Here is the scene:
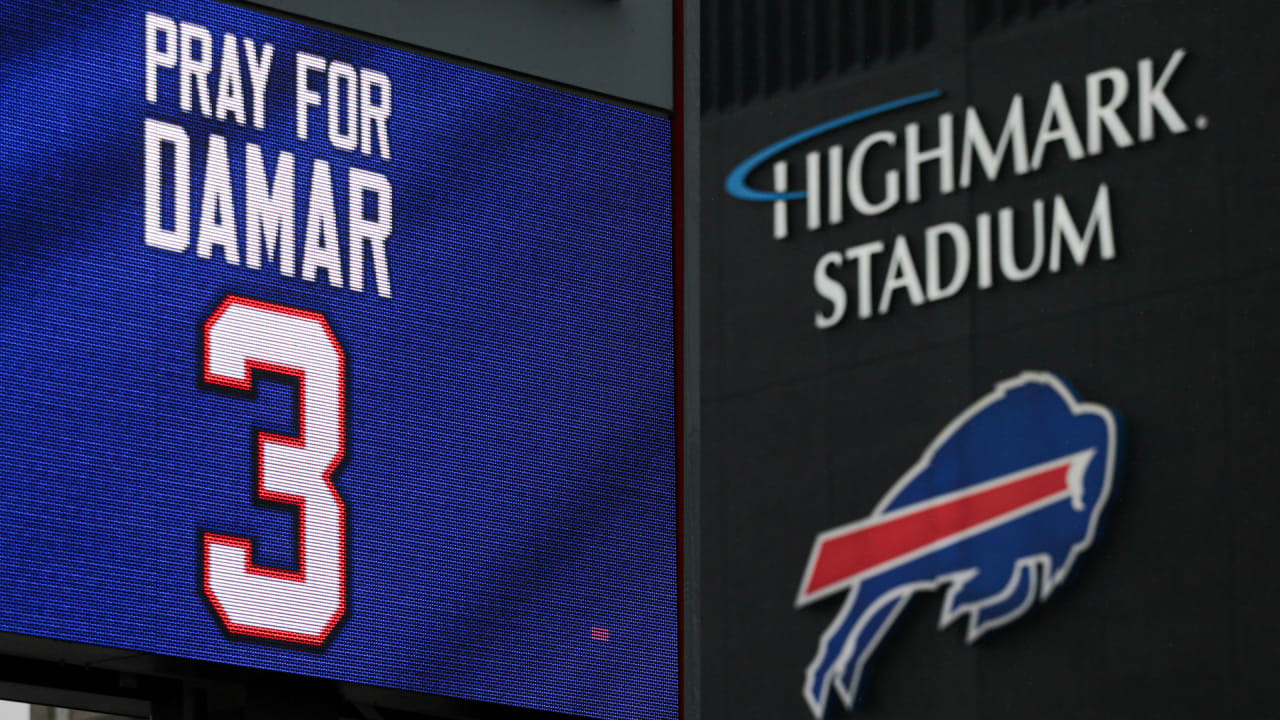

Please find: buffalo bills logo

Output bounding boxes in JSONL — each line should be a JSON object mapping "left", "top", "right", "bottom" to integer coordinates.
{"left": 796, "top": 372, "right": 1119, "bottom": 716}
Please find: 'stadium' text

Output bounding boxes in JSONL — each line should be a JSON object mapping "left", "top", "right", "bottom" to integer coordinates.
{"left": 771, "top": 49, "right": 1197, "bottom": 329}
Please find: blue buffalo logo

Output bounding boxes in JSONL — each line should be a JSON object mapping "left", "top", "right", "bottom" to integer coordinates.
{"left": 796, "top": 372, "right": 1120, "bottom": 716}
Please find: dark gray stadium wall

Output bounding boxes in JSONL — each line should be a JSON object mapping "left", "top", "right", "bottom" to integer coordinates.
{"left": 697, "top": 1, "right": 1280, "bottom": 718}
{"left": 680, "top": 1, "right": 702, "bottom": 719}
{"left": 247, "top": 0, "right": 674, "bottom": 109}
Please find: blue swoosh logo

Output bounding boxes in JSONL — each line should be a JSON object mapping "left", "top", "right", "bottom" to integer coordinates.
{"left": 724, "top": 90, "right": 945, "bottom": 203}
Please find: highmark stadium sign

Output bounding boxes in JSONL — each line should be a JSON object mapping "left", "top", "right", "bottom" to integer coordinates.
{"left": 724, "top": 49, "right": 1204, "bottom": 330}
{"left": 0, "top": 1, "right": 676, "bottom": 719}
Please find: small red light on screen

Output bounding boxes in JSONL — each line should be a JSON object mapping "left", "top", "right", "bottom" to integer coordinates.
{"left": 591, "top": 627, "right": 610, "bottom": 642}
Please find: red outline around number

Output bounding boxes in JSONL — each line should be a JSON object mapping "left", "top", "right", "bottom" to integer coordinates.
{"left": 199, "top": 294, "right": 349, "bottom": 647}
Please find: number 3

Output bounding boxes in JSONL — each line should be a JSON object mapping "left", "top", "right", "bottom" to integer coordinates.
{"left": 200, "top": 295, "right": 348, "bottom": 646}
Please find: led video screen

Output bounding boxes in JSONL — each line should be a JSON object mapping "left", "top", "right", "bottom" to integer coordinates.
{"left": 0, "top": 2, "right": 676, "bottom": 718}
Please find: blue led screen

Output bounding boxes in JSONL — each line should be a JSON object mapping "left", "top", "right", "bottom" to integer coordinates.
{"left": 0, "top": 1, "right": 676, "bottom": 718}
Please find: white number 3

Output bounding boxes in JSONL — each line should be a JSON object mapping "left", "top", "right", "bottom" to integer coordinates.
{"left": 200, "top": 295, "right": 349, "bottom": 646}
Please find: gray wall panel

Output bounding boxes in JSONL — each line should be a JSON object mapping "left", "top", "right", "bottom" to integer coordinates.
{"left": 248, "top": 0, "right": 673, "bottom": 109}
